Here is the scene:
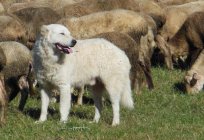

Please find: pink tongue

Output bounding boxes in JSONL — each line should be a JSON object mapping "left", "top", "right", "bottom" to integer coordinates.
{"left": 63, "top": 47, "right": 73, "bottom": 54}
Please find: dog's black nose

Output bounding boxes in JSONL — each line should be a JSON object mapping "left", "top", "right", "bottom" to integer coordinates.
{"left": 70, "top": 40, "right": 77, "bottom": 47}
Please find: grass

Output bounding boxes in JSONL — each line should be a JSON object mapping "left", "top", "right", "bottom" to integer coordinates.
{"left": 1, "top": 67, "right": 204, "bottom": 140}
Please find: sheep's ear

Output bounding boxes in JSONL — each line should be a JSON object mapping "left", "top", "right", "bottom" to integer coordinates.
{"left": 185, "top": 75, "right": 191, "bottom": 84}
{"left": 193, "top": 73, "right": 201, "bottom": 80}
{"left": 189, "top": 73, "right": 200, "bottom": 87}
{"left": 40, "top": 25, "right": 49, "bottom": 36}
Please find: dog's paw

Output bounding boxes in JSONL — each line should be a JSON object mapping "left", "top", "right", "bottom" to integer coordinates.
{"left": 89, "top": 120, "right": 99, "bottom": 124}
{"left": 35, "top": 120, "right": 45, "bottom": 124}
{"left": 88, "top": 121, "right": 94, "bottom": 124}
{"left": 111, "top": 121, "right": 120, "bottom": 126}
{"left": 59, "top": 120, "right": 68, "bottom": 124}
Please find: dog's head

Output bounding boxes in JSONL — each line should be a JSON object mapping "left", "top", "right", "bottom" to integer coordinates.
{"left": 184, "top": 71, "right": 204, "bottom": 94}
{"left": 40, "top": 24, "right": 77, "bottom": 54}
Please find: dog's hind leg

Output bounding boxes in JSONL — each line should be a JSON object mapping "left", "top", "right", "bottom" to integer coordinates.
{"left": 108, "top": 89, "right": 121, "bottom": 126}
{"left": 105, "top": 80, "right": 122, "bottom": 126}
{"left": 59, "top": 84, "right": 71, "bottom": 123}
{"left": 105, "top": 76, "right": 133, "bottom": 126}
{"left": 76, "top": 86, "right": 84, "bottom": 105}
{"left": 91, "top": 82, "right": 104, "bottom": 123}
{"left": 37, "top": 89, "right": 50, "bottom": 123}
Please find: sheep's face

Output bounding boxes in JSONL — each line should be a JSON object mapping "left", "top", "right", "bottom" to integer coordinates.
{"left": 185, "top": 72, "right": 204, "bottom": 94}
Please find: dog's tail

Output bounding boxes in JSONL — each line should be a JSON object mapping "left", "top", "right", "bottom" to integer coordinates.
{"left": 120, "top": 79, "right": 134, "bottom": 110}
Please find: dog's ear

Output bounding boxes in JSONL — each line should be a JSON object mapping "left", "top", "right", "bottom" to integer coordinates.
{"left": 40, "top": 25, "right": 49, "bottom": 36}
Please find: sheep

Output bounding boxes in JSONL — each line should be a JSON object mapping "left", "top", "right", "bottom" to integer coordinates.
{"left": 0, "top": 15, "right": 26, "bottom": 42}
{"left": 58, "top": 9, "right": 148, "bottom": 41}
{"left": 156, "top": 1, "right": 204, "bottom": 69}
{"left": 0, "top": 47, "right": 6, "bottom": 126}
{"left": 0, "top": 74, "right": 7, "bottom": 126}
{"left": 6, "top": 0, "right": 84, "bottom": 13}
{"left": 0, "top": 2, "right": 4, "bottom": 14}
{"left": 185, "top": 50, "right": 204, "bottom": 94}
{"left": 57, "top": 9, "right": 154, "bottom": 76}
{"left": 156, "top": 0, "right": 202, "bottom": 6}
{"left": 159, "top": 1, "right": 204, "bottom": 41}
{"left": 7, "top": 2, "right": 49, "bottom": 13}
{"left": 60, "top": 0, "right": 165, "bottom": 29}
{"left": 0, "top": 41, "right": 32, "bottom": 111}
{"left": 10, "top": 7, "right": 61, "bottom": 49}
{"left": 59, "top": 4, "right": 158, "bottom": 67}
{"left": 59, "top": 3, "right": 158, "bottom": 57}
{"left": 0, "top": 0, "right": 31, "bottom": 11}
{"left": 161, "top": 12, "right": 204, "bottom": 69}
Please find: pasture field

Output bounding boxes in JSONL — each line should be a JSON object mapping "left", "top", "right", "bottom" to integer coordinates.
{"left": 1, "top": 67, "right": 204, "bottom": 140}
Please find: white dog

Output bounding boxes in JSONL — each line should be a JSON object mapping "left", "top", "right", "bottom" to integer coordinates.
{"left": 32, "top": 24, "right": 134, "bottom": 126}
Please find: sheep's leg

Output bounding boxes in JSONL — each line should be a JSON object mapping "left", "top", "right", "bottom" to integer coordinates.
{"left": 77, "top": 86, "right": 84, "bottom": 105}
{"left": 0, "top": 75, "right": 7, "bottom": 125}
{"left": 9, "top": 88, "right": 19, "bottom": 102}
{"left": 18, "top": 75, "right": 29, "bottom": 111}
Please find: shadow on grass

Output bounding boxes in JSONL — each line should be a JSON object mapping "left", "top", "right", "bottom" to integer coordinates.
{"left": 23, "top": 95, "right": 95, "bottom": 120}
{"left": 24, "top": 107, "right": 91, "bottom": 121}
{"left": 24, "top": 108, "right": 40, "bottom": 120}
{"left": 71, "top": 94, "right": 94, "bottom": 105}
{"left": 49, "top": 94, "right": 95, "bottom": 105}
{"left": 69, "top": 111, "right": 92, "bottom": 120}
{"left": 24, "top": 108, "right": 59, "bottom": 120}
{"left": 71, "top": 96, "right": 111, "bottom": 120}
{"left": 173, "top": 82, "right": 186, "bottom": 95}
{"left": 24, "top": 94, "right": 111, "bottom": 120}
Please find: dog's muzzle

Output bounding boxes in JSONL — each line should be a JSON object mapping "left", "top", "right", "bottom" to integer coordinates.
{"left": 55, "top": 40, "right": 77, "bottom": 54}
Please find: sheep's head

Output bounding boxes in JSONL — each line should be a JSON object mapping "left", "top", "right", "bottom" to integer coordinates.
{"left": 155, "top": 35, "right": 173, "bottom": 69}
{"left": 185, "top": 72, "right": 204, "bottom": 94}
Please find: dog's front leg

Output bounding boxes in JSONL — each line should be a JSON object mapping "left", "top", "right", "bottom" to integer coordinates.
{"left": 37, "top": 89, "right": 50, "bottom": 123}
{"left": 59, "top": 84, "right": 71, "bottom": 123}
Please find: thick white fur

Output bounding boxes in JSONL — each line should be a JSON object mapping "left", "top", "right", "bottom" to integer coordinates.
{"left": 33, "top": 24, "right": 133, "bottom": 126}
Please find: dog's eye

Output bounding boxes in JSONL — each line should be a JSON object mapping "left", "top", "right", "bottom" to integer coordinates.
{"left": 60, "top": 33, "right": 65, "bottom": 35}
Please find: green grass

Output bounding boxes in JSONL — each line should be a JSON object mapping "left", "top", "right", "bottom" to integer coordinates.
{"left": 1, "top": 67, "right": 204, "bottom": 140}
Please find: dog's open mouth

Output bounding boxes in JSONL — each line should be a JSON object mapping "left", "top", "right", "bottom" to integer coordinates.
{"left": 55, "top": 43, "right": 73, "bottom": 54}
